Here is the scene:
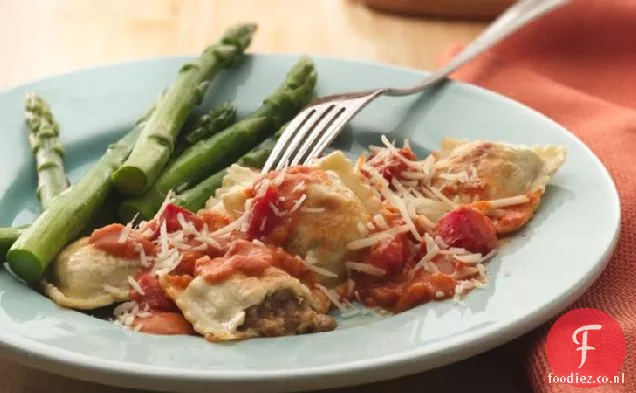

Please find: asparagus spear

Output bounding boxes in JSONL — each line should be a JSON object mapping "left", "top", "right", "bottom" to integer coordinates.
{"left": 173, "top": 102, "right": 237, "bottom": 156}
{"left": 7, "top": 124, "right": 147, "bottom": 283}
{"left": 118, "top": 58, "right": 317, "bottom": 221}
{"left": 113, "top": 23, "right": 257, "bottom": 196}
{"left": 174, "top": 127, "right": 283, "bottom": 211}
{"left": 0, "top": 194, "right": 123, "bottom": 261}
{"left": 0, "top": 127, "right": 283, "bottom": 259}
{"left": 0, "top": 227, "right": 24, "bottom": 261}
{"left": 25, "top": 93, "right": 68, "bottom": 209}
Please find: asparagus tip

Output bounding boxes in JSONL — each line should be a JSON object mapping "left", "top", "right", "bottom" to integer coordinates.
{"left": 220, "top": 22, "right": 258, "bottom": 52}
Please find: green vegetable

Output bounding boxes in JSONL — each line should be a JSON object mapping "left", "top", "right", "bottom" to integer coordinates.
{"left": 25, "top": 93, "right": 68, "bottom": 209}
{"left": 7, "top": 124, "right": 145, "bottom": 284}
{"left": 174, "top": 170, "right": 226, "bottom": 213}
{"left": 173, "top": 103, "right": 237, "bottom": 156}
{"left": 0, "top": 194, "right": 123, "bottom": 261}
{"left": 0, "top": 227, "right": 24, "bottom": 261}
{"left": 118, "top": 57, "right": 316, "bottom": 221}
{"left": 174, "top": 127, "right": 283, "bottom": 211}
{"left": 112, "top": 23, "right": 257, "bottom": 196}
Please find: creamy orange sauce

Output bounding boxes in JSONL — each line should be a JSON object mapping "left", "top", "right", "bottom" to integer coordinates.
{"left": 133, "top": 311, "right": 194, "bottom": 335}
{"left": 246, "top": 167, "right": 328, "bottom": 243}
{"left": 89, "top": 223, "right": 154, "bottom": 259}
{"left": 194, "top": 239, "right": 313, "bottom": 284}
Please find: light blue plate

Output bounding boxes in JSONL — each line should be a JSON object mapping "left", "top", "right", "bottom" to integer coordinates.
{"left": 0, "top": 54, "right": 620, "bottom": 393}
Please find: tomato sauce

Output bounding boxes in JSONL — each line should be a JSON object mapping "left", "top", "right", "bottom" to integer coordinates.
{"left": 198, "top": 210, "right": 231, "bottom": 232}
{"left": 366, "top": 145, "right": 417, "bottom": 183}
{"left": 351, "top": 225, "right": 486, "bottom": 313}
{"left": 130, "top": 272, "right": 179, "bottom": 312}
{"left": 89, "top": 223, "right": 155, "bottom": 259}
{"left": 194, "top": 239, "right": 314, "bottom": 285}
{"left": 246, "top": 182, "right": 284, "bottom": 241}
{"left": 133, "top": 311, "right": 194, "bottom": 335}
{"left": 473, "top": 191, "right": 541, "bottom": 234}
{"left": 246, "top": 167, "right": 327, "bottom": 242}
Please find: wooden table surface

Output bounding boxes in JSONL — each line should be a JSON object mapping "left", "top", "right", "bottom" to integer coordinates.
{"left": 0, "top": 1, "right": 531, "bottom": 392}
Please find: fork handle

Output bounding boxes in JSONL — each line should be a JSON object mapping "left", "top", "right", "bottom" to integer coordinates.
{"left": 382, "top": 0, "right": 570, "bottom": 97}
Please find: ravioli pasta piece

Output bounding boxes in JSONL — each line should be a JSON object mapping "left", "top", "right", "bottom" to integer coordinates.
{"left": 202, "top": 152, "right": 381, "bottom": 286}
{"left": 204, "top": 164, "right": 260, "bottom": 216}
{"left": 435, "top": 138, "right": 566, "bottom": 198}
{"left": 313, "top": 151, "right": 382, "bottom": 214}
{"left": 433, "top": 138, "right": 566, "bottom": 233}
{"left": 42, "top": 238, "right": 141, "bottom": 310}
{"left": 160, "top": 267, "right": 335, "bottom": 341}
{"left": 284, "top": 170, "right": 375, "bottom": 286}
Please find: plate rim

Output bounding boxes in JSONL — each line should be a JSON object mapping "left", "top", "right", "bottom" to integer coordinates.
{"left": 0, "top": 53, "right": 621, "bottom": 390}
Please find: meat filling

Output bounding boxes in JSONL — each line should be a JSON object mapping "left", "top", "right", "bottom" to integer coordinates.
{"left": 239, "top": 289, "right": 337, "bottom": 336}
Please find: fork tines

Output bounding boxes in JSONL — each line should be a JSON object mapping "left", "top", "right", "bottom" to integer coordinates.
{"left": 262, "top": 94, "right": 378, "bottom": 173}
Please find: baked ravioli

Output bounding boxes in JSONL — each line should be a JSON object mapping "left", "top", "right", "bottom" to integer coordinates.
{"left": 43, "top": 237, "right": 142, "bottom": 310}
{"left": 39, "top": 135, "right": 567, "bottom": 342}
{"left": 205, "top": 151, "right": 381, "bottom": 286}
{"left": 160, "top": 240, "right": 336, "bottom": 341}
{"left": 430, "top": 138, "right": 567, "bottom": 233}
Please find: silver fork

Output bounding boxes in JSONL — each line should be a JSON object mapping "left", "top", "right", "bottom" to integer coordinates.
{"left": 262, "top": 0, "right": 569, "bottom": 173}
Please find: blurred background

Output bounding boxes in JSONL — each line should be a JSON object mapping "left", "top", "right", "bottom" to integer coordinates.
{"left": 0, "top": 0, "right": 497, "bottom": 89}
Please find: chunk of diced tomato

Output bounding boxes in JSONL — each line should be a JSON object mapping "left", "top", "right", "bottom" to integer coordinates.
{"left": 130, "top": 272, "right": 178, "bottom": 312}
{"left": 364, "top": 234, "right": 406, "bottom": 276}
{"left": 246, "top": 184, "right": 281, "bottom": 239}
{"left": 435, "top": 206, "right": 497, "bottom": 254}
{"left": 158, "top": 203, "right": 203, "bottom": 233}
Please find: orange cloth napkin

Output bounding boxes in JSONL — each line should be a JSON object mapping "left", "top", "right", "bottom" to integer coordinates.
{"left": 437, "top": 1, "right": 635, "bottom": 392}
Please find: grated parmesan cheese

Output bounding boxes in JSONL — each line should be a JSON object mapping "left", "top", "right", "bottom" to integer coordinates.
{"left": 414, "top": 233, "right": 440, "bottom": 270}
{"left": 455, "top": 253, "right": 483, "bottom": 264}
{"left": 269, "top": 202, "right": 285, "bottom": 217}
{"left": 155, "top": 190, "right": 175, "bottom": 219}
{"left": 315, "top": 284, "right": 346, "bottom": 312}
{"left": 346, "top": 224, "right": 409, "bottom": 250}
{"left": 209, "top": 213, "right": 248, "bottom": 237}
{"left": 127, "top": 276, "right": 145, "bottom": 295}
{"left": 300, "top": 207, "right": 325, "bottom": 214}
{"left": 373, "top": 214, "right": 389, "bottom": 230}
{"left": 434, "top": 235, "right": 449, "bottom": 249}
{"left": 380, "top": 135, "right": 423, "bottom": 170}
{"left": 103, "top": 284, "right": 121, "bottom": 295}
{"left": 438, "top": 247, "right": 470, "bottom": 256}
{"left": 299, "top": 257, "right": 338, "bottom": 278}
{"left": 482, "top": 195, "right": 530, "bottom": 209}
{"left": 427, "top": 186, "right": 458, "bottom": 208}
{"left": 159, "top": 220, "right": 168, "bottom": 256}
{"left": 357, "top": 221, "right": 369, "bottom": 236}
{"left": 113, "top": 301, "right": 140, "bottom": 326}
{"left": 345, "top": 261, "right": 386, "bottom": 277}
{"left": 477, "top": 263, "right": 487, "bottom": 277}
{"left": 401, "top": 171, "right": 428, "bottom": 180}
{"left": 291, "top": 180, "right": 306, "bottom": 193}
{"left": 118, "top": 213, "right": 138, "bottom": 243}
{"left": 472, "top": 279, "right": 486, "bottom": 289}
{"left": 133, "top": 243, "right": 150, "bottom": 268}
{"left": 191, "top": 243, "right": 209, "bottom": 251}
{"left": 289, "top": 194, "right": 307, "bottom": 213}
{"left": 347, "top": 279, "right": 355, "bottom": 297}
